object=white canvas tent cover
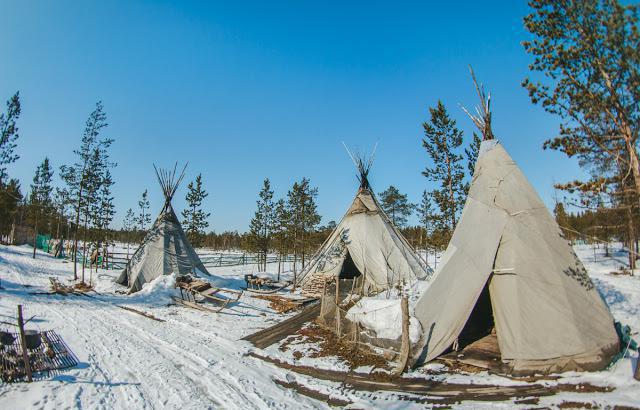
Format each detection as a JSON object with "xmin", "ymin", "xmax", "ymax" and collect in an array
[
  {"xmin": 298, "ymin": 186, "xmax": 429, "ymax": 295},
  {"xmin": 116, "ymin": 165, "xmax": 211, "ymax": 293},
  {"xmin": 411, "ymin": 140, "xmax": 619, "ymax": 374}
]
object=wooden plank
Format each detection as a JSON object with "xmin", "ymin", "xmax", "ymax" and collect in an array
[
  {"xmin": 250, "ymin": 352, "xmax": 610, "ymax": 403},
  {"xmin": 242, "ymin": 302, "xmax": 320, "ymax": 349},
  {"xmin": 115, "ymin": 305, "xmax": 165, "ymax": 322}
]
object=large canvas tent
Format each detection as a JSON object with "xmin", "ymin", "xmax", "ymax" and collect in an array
[
  {"xmin": 116, "ymin": 165, "xmax": 210, "ymax": 293},
  {"xmin": 411, "ymin": 140, "xmax": 619, "ymax": 375},
  {"xmin": 298, "ymin": 155, "xmax": 429, "ymax": 296}
]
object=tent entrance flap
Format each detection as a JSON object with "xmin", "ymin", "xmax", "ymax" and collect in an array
[{"xmin": 457, "ymin": 277, "xmax": 497, "ymax": 352}]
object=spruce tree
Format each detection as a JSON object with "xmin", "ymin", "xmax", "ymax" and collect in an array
[
  {"xmin": 378, "ymin": 185, "xmax": 413, "ymax": 228},
  {"xmin": 182, "ymin": 174, "xmax": 211, "ymax": 247},
  {"xmin": 248, "ymin": 178, "xmax": 275, "ymax": 271},
  {"xmin": 29, "ymin": 158, "xmax": 54, "ymax": 258},
  {"xmin": 123, "ymin": 208, "xmax": 136, "ymax": 258},
  {"xmin": 422, "ymin": 100, "xmax": 466, "ymax": 239},
  {"xmin": 416, "ymin": 190, "xmax": 435, "ymax": 263},
  {"xmin": 137, "ymin": 189, "xmax": 151, "ymax": 231}
]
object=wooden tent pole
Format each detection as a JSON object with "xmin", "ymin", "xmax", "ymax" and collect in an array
[
  {"xmin": 335, "ymin": 279, "xmax": 341, "ymax": 337},
  {"xmin": 393, "ymin": 295, "xmax": 410, "ymax": 376}
]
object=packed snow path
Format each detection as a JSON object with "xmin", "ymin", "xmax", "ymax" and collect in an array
[
  {"xmin": 0, "ymin": 245, "xmax": 321, "ymax": 409},
  {"xmin": 0, "ymin": 243, "xmax": 639, "ymax": 409}
]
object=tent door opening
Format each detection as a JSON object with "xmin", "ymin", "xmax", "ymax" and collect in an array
[
  {"xmin": 339, "ymin": 251, "xmax": 362, "ymax": 279},
  {"xmin": 457, "ymin": 277, "xmax": 496, "ymax": 350},
  {"xmin": 336, "ymin": 251, "xmax": 363, "ymax": 300}
]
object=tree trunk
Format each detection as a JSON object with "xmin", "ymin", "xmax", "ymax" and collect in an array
[
  {"xmin": 625, "ymin": 131, "xmax": 640, "ymax": 210},
  {"xmin": 72, "ymin": 191, "xmax": 83, "ymax": 280},
  {"xmin": 32, "ymin": 212, "xmax": 38, "ymax": 259},
  {"xmin": 627, "ymin": 207, "xmax": 636, "ymax": 271},
  {"xmin": 81, "ymin": 210, "xmax": 89, "ymax": 283}
]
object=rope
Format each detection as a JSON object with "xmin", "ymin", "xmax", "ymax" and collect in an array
[{"xmin": 559, "ymin": 223, "xmax": 640, "ymax": 259}]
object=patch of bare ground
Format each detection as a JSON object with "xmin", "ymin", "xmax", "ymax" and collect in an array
[{"xmin": 279, "ymin": 322, "xmax": 390, "ymax": 372}]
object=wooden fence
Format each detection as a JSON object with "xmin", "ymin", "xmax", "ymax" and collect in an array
[{"xmin": 63, "ymin": 249, "xmax": 296, "ymax": 271}]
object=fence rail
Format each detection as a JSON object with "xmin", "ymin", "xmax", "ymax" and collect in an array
[{"xmin": 55, "ymin": 248, "xmax": 296, "ymax": 271}]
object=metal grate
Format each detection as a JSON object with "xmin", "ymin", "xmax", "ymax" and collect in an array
[{"xmin": 0, "ymin": 330, "xmax": 78, "ymax": 383}]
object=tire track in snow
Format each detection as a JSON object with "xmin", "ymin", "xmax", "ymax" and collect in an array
[{"xmin": 2, "ymin": 248, "xmax": 324, "ymax": 409}]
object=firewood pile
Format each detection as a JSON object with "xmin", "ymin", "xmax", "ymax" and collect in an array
[
  {"xmin": 301, "ymin": 275, "xmax": 332, "ymax": 298},
  {"xmin": 252, "ymin": 295, "xmax": 317, "ymax": 314},
  {"xmin": 48, "ymin": 277, "xmax": 93, "ymax": 295}
]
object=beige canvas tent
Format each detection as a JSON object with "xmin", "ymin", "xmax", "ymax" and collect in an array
[
  {"xmin": 298, "ymin": 156, "xmax": 429, "ymax": 296},
  {"xmin": 116, "ymin": 165, "xmax": 211, "ymax": 293},
  {"xmin": 411, "ymin": 140, "xmax": 619, "ymax": 375}
]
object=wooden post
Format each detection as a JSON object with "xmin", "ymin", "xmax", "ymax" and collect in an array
[
  {"xmin": 335, "ymin": 279, "xmax": 341, "ymax": 337},
  {"xmin": 17, "ymin": 305, "xmax": 33, "ymax": 382},
  {"xmin": 635, "ymin": 354, "xmax": 640, "ymax": 381},
  {"xmin": 393, "ymin": 296, "xmax": 410, "ymax": 376}
]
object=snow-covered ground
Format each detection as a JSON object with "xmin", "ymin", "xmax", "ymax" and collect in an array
[{"xmin": 0, "ymin": 243, "xmax": 638, "ymax": 409}]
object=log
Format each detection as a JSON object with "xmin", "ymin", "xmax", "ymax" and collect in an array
[{"xmin": 115, "ymin": 305, "xmax": 165, "ymax": 322}]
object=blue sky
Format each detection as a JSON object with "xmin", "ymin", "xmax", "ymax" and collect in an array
[{"xmin": 1, "ymin": 1, "xmax": 584, "ymax": 232}]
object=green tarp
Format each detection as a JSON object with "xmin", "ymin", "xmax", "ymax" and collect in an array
[{"xmin": 36, "ymin": 234, "xmax": 51, "ymax": 252}]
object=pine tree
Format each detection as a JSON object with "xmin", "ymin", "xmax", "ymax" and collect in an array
[
  {"xmin": 523, "ymin": 0, "xmax": 640, "ymax": 210},
  {"xmin": 0, "ymin": 179, "xmax": 22, "ymax": 239},
  {"xmin": 0, "ymin": 92, "xmax": 21, "ymax": 187},
  {"xmin": 60, "ymin": 101, "xmax": 113, "ymax": 280},
  {"xmin": 29, "ymin": 158, "xmax": 54, "ymax": 258},
  {"xmin": 182, "ymin": 174, "xmax": 211, "ymax": 247},
  {"xmin": 248, "ymin": 178, "xmax": 275, "ymax": 271},
  {"xmin": 53, "ymin": 187, "xmax": 70, "ymax": 240},
  {"xmin": 422, "ymin": 100, "xmax": 466, "ymax": 240},
  {"xmin": 97, "ymin": 170, "xmax": 115, "ymax": 234},
  {"xmin": 378, "ymin": 185, "xmax": 414, "ymax": 228},
  {"xmin": 273, "ymin": 198, "xmax": 291, "ymax": 278},
  {"xmin": 286, "ymin": 178, "xmax": 320, "ymax": 276},
  {"xmin": 137, "ymin": 189, "xmax": 151, "ymax": 231},
  {"xmin": 465, "ymin": 132, "xmax": 482, "ymax": 177}
]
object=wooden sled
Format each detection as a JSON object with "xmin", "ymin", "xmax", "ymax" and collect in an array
[
  {"xmin": 171, "ymin": 296, "xmax": 229, "ymax": 313},
  {"xmin": 174, "ymin": 277, "xmax": 242, "ymax": 313}
]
